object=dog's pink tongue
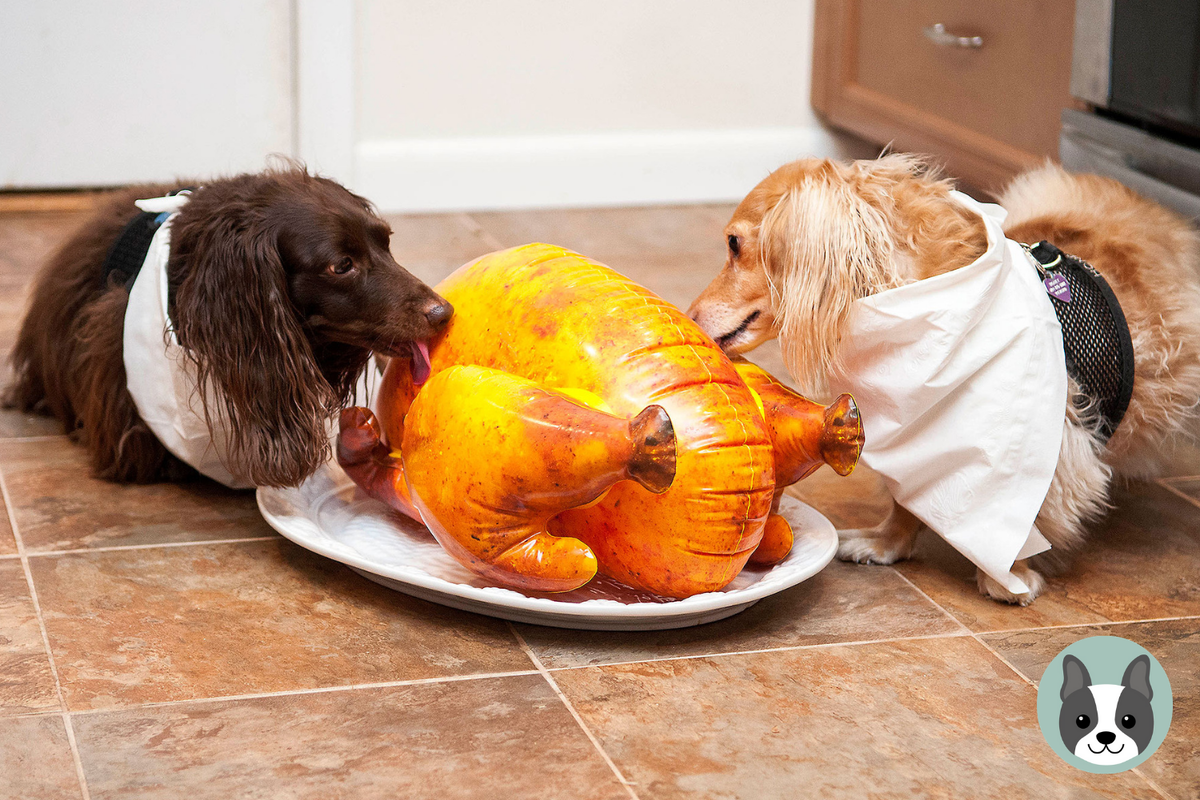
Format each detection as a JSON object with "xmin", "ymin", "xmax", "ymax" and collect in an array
[{"xmin": 410, "ymin": 340, "xmax": 432, "ymax": 386}]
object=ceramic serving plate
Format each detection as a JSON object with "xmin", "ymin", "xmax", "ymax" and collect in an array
[{"xmin": 257, "ymin": 463, "xmax": 837, "ymax": 631}]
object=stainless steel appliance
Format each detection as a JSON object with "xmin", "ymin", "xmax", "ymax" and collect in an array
[{"xmin": 1062, "ymin": 0, "xmax": 1200, "ymax": 219}]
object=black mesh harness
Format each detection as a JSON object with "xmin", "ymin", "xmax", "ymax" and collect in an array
[
  {"xmin": 100, "ymin": 188, "xmax": 194, "ymax": 292},
  {"xmin": 101, "ymin": 211, "xmax": 168, "ymax": 291},
  {"xmin": 1023, "ymin": 241, "xmax": 1135, "ymax": 441}
]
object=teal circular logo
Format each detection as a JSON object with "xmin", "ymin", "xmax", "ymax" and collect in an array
[{"xmin": 1036, "ymin": 636, "xmax": 1172, "ymax": 773}]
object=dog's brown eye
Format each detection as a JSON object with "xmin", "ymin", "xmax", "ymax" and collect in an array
[
  {"xmin": 329, "ymin": 257, "xmax": 355, "ymax": 276},
  {"xmin": 728, "ymin": 235, "xmax": 741, "ymax": 258}
]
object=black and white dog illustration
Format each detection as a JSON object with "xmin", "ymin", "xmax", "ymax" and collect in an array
[{"xmin": 1059, "ymin": 654, "xmax": 1155, "ymax": 765}]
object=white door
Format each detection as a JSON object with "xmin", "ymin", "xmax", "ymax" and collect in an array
[{"xmin": 0, "ymin": 1, "xmax": 296, "ymax": 188}]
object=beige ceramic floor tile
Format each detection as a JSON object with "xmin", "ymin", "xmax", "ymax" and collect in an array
[
  {"xmin": 0, "ymin": 438, "xmax": 275, "ymax": 552},
  {"xmin": 0, "ymin": 560, "xmax": 58, "ymax": 716},
  {"xmin": 982, "ymin": 618, "xmax": 1199, "ymax": 800},
  {"xmin": 383, "ymin": 211, "xmax": 507, "ymax": 286},
  {"xmin": 0, "ymin": 481, "xmax": 16, "ymax": 556},
  {"xmin": 583, "ymin": 249, "xmax": 726, "ymax": 310},
  {"xmin": 0, "ymin": 211, "xmax": 85, "ymax": 281},
  {"xmin": 706, "ymin": 203, "xmax": 739, "ymax": 229},
  {"xmin": 0, "ymin": 192, "xmax": 101, "ymax": 213},
  {"xmin": 895, "ymin": 483, "xmax": 1200, "ymax": 632},
  {"xmin": 0, "ymin": 410, "xmax": 66, "ymax": 439},
  {"xmin": 0, "ymin": 211, "xmax": 81, "ymax": 356},
  {"xmin": 519, "ymin": 560, "xmax": 962, "ymax": 670},
  {"xmin": 470, "ymin": 205, "xmax": 732, "ymax": 260},
  {"xmin": 0, "ymin": 714, "xmax": 82, "ymax": 800},
  {"xmin": 73, "ymin": 675, "xmax": 627, "ymax": 800},
  {"xmin": 546, "ymin": 248, "xmax": 797, "ymax": 385},
  {"xmin": 0, "ymin": 305, "xmax": 31, "ymax": 355},
  {"xmin": 31, "ymin": 539, "xmax": 531, "ymax": 710},
  {"xmin": 893, "ymin": 532, "xmax": 1115, "ymax": 632},
  {"xmin": 786, "ymin": 463, "xmax": 892, "ymax": 530},
  {"xmin": 553, "ymin": 636, "xmax": 1164, "ymax": 800}
]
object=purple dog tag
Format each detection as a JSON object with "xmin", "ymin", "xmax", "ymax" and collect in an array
[{"xmin": 1044, "ymin": 274, "xmax": 1071, "ymax": 303}]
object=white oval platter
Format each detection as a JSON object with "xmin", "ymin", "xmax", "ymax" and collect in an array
[{"xmin": 257, "ymin": 463, "xmax": 837, "ymax": 631}]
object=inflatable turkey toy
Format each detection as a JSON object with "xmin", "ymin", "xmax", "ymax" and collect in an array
[{"xmin": 337, "ymin": 244, "xmax": 863, "ymax": 599}]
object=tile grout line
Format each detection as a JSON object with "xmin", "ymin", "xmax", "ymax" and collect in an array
[
  {"xmin": 981, "ymin": 614, "xmax": 1200, "ymax": 636},
  {"xmin": 892, "ymin": 564, "xmax": 1179, "ymax": 800},
  {"xmin": 0, "ymin": 465, "xmax": 92, "ymax": 800},
  {"xmin": 4, "ymin": 709, "xmax": 74, "ymax": 722},
  {"xmin": 890, "ymin": 566, "xmax": 1059, "ymax": 691},
  {"xmin": 508, "ymin": 622, "xmax": 642, "ymax": 800},
  {"xmin": 0, "ymin": 434, "xmax": 71, "ymax": 443},
  {"xmin": 58, "ymin": 714, "xmax": 91, "ymax": 800},
  {"xmin": 43, "ymin": 629, "xmax": 979, "ymax": 720},
  {"xmin": 542, "ymin": 629, "xmax": 972, "ymax": 674},
  {"xmin": 60, "ymin": 669, "xmax": 543, "ymax": 718},
  {"xmin": 20, "ymin": 535, "xmax": 281, "ymax": 559},
  {"xmin": 50, "ymin": 628, "xmax": 975, "ymax": 720},
  {"xmin": 961, "ymin": 622, "xmax": 1187, "ymax": 800},
  {"xmin": 888, "ymin": 567, "xmax": 975, "ymax": 636},
  {"xmin": 970, "ymin": 633, "xmax": 1038, "ymax": 689},
  {"xmin": 892, "ymin": 565, "xmax": 1186, "ymax": 800},
  {"xmin": 1131, "ymin": 767, "xmax": 1180, "ymax": 800}
]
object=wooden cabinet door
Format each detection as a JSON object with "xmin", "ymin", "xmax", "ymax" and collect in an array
[{"xmin": 813, "ymin": 0, "xmax": 1078, "ymax": 191}]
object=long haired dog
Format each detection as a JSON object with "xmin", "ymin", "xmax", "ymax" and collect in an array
[
  {"xmin": 689, "ymin": 155, "xmax": 1200, "ymax": 603},
  {"xmin": 7, "ymin": 167, "xmax": 451, "ymax": 487}
]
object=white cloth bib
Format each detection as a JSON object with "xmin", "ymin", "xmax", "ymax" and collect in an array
[
  {"xmin": 829, "ymin": 191, "xmax": 1067, "ymax": 594},
  {"xmin": 123, "ymin": 193, "xmax": 376, "ymax": 489}
]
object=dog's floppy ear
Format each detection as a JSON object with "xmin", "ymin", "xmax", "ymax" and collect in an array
[
  {"xmin": 1060, "ymin": 655, "xmax": 1092, "ymax": 700},
  {"xmin": 173, "ymin": 217, "xmax": 336, "ymax": 487},
  {"xmin": 1121, "ymin": 655, "xmax": 1153, "ymax": 700},
  {"xmin": 758, "ymin": 171, "xmax": 901, "ymax": 395}
]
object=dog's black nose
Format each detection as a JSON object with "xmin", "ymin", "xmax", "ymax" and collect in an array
[
  {"xmin": 1096, "ymin": 731, "xmax": 1116, "ymax": 745},
  {"xmin": 424, "ymin": 300, "xmax": 453, "ymax": 329}
]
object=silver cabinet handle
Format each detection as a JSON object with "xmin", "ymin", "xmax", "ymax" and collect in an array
[{"xmin": 923, "ymin": 23, "xmax": 983, "ymax": 48}]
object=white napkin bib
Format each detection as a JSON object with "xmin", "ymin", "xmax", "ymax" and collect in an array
[
  {"xmin": 829, "ymin": 191, "xmax": 1067, "ymax": 594},
  {"xmin": 123, "ymin": 193, "xmax": 376, "ymax": 489}
]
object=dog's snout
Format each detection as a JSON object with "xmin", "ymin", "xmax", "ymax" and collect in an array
[
  {"xmin": 1095, "ymin": 731, "xmax": 1116, "ymax": 745},
  {"xmin": 423, "ymin": 299, "xmax": 453, "ymax": 329}
]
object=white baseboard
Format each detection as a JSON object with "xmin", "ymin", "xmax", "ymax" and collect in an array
[{"xmin": 354, "ymin": 126, "xmax": 869, "ymax": 213}]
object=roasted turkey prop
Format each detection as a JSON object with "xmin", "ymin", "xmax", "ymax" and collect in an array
[{"xmin": 338, "ymin": 244, "xmax": 863, "ymax": 598}]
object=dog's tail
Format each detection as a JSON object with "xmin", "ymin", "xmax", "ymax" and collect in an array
[{"xmin": 999, "ymin": 162, "xmax": 1196, "ymax": 244}]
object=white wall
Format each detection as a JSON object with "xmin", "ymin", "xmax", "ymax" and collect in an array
[
  {"xmin": 1, "ymin": 0, "xmax": 867, "ymax": 210},
  {"xmin": 359, "ymin": 0, "xmax": 821, "ymax": 138},
  {"xmin": 0, "ymin": 1, "xmax": 294, "ymax": 188},
  {"xmin": 351, "ymin": 0, "xmax": 868, "ymax": 211}
]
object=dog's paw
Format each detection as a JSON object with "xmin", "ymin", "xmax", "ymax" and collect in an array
[
  {"xmin": 976, "ymin": 565, "xmax": 1046, "ymax": 606},
  {"xmin": 837, "ymin": 528, "xmax": 914, "ymax": 565}
]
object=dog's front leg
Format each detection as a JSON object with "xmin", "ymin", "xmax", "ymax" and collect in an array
[
  {"xmin": 837, "ymin": 499, "xmax": 922, "ymax": 565},
  {"xmin": 975, "ymin": 560, "xmax": 1046, "ymax": 606}
]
